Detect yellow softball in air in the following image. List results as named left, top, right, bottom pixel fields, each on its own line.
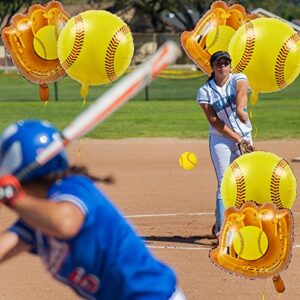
left=57, top=10, right=134, bottom=99
left=221, top=151, right=297, bottom=209
left=233, top=225, right=269, bottom=261
left=179, top=152, right=197, bottom=170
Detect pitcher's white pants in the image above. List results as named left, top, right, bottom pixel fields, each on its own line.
left=209, top=134, right=252, bottom=230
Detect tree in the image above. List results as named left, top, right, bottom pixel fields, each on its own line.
left=0, top=0, right=40, bottom=29
left=238, top=0, right=300, bottom=21
left=1, top=0, right=299, bottom=32
left=88, top=0, right=300, bottom=32
left=101, top=0, right=211, bottom=32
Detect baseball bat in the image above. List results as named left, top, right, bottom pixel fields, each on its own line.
left=16, top=41, right=181, bottom=181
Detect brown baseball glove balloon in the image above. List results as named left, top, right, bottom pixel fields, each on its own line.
left=210, top=202, right=293, bottom=293
left=181, top=0, right=258, bottom=75
left=1, top=1, right=70, bottom=101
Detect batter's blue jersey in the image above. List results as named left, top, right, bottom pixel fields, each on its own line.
left=197, top=73, right=252, bottom=138
left=9, top=175, right=177, bottom=300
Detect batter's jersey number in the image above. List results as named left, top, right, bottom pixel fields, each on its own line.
left=68, top=267, right=100, bottom=293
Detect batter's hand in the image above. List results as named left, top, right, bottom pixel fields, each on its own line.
left=238, top=139, right=254, bottom=155
left=0, top=175, right=26, bottom=207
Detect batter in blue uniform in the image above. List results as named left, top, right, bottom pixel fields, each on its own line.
left=0, top=120, right=186, bottom=300
left=196, top=51, right=253, bottom=237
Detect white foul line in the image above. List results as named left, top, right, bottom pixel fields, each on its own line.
left=148, top=244, right=300, bottom=251
left=127, top=211, right=300, bottom=251
left=148, top=245, right=209, bottom=251
left=127, top=211, right=299, bottom=218
left=126, top=212, right=300, bottom=251
left=126, top=212, right=214, bottom=218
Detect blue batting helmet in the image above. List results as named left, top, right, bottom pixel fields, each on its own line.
left=0, top=120, right=68, bottom=181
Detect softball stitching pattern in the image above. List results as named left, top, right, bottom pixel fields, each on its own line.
left=186, top=152, right=197, bottom=167
left=33, top=36, right=47, bottom=59
left=270, top=159, right=287, bottom=209
left=105, top=25, right=131, bottom=81
left=275, top=33, right=300, bottom=89
left=231, top=161, right=246, bottom=208
left=236, top=230, right=245, bottom=257
left=257, top=230, right=264, bottom=256
left=62, top=14, right=85, bottom=70
left=232, top=22, right=255, bottom=73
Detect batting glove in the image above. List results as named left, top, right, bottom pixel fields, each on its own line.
left=0, top=175, right=26, bottom=207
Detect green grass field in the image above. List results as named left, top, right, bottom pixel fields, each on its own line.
left=0, top=71, right=299, bottom=140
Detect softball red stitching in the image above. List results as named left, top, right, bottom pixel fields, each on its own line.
left=62, top=14, right=85, bottom=70
left=270, top=159, right=287, bottom=209
left=105, top=25, right=130, bottom=82
left=275, top=33, right=300, bottom=89
left=232, top=22, right=255, bottom=73
left=231, top=161, right=246, bottom=208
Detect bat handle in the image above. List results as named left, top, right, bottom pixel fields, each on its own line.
left=272, top=274, right=285, bottom=293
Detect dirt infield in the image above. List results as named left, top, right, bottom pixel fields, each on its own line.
left=0, top=138, right=299, bottom=300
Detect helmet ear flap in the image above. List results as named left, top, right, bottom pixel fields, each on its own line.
left=0, top=141, right=23, bottom=176
left=0, top=120, right=69, bottom=181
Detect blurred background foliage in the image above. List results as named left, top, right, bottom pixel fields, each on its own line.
left=0, top=0, right=300, bottom=31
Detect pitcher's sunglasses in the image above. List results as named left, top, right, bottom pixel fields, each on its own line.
left=214, top=60, right=230, bottom=67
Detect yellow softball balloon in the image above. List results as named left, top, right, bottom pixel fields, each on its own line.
left=221, top=151, right=297, bottom=209
left=58, top=10, right=134, bottom=100
left=179, top=152, right=197, bottom=170
left=228, top=18, right=300, bottom=105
